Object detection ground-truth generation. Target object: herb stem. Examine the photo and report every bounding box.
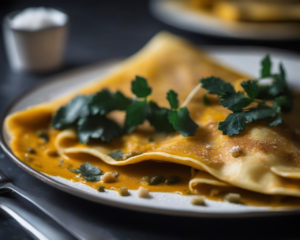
[181,83,202,108]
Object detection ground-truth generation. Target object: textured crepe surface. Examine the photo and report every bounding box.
[5,32,300,197]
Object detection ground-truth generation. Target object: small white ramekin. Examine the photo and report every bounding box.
[3,9,68,72]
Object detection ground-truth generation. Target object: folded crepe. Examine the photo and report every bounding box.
[6,32,300,198]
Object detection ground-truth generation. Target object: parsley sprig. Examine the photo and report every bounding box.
[201,55,293,136]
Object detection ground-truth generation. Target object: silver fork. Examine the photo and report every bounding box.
[0,168,110,240]
[0,196,74,240]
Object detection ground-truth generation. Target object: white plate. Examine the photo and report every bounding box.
[2,47,300,218]
[150,0,300,40]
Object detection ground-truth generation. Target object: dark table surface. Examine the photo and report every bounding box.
[1,1,300,240]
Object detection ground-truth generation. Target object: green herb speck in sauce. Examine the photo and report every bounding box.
[36,130,49,142]
[26,147,36,154]
[149,175,165,185]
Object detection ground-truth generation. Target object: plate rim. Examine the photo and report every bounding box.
[1,57,300,218]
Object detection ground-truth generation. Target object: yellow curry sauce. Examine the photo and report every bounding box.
[11,124,300,208]
[11,127,192,194]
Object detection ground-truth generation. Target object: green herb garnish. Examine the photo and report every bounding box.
[124,100,148,133]
[166,90,179,109]
[165,175,181,185]
[201,55,292,136]
[131,76,152,98]
[52,77,176,143]
[147,101,175,133]
[201,76,235,95]
[77,115,122,144]
[88,89,131,115]
[52,55,293,142]
[261,54,272,78]
[68,162,103,182]
[36,130,49,142]
[52,96,89,130]
[108,150,123,160]
[258,55,292,100]
[124,76,175,133]
[167,90,198,137]
[218,105,277,136]
[27,147,36,154]
[52,89,126,144]
[201,78,279,136]
[124,77,151,133]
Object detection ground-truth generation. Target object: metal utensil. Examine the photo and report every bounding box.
[0,168,111,240]
[0,196,75,240]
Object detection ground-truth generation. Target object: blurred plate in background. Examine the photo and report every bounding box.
[150,0,300,40]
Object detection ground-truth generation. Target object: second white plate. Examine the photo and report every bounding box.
[150,0,300,40]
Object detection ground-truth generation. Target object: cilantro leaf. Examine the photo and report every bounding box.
[68,168,80,173]
[203,79,258,112]
[68,162,103,182]
[124,100,148,133]
[201,77,235,95]
[166,90,179,110]
[168,107,198,137]
[279,63,286,80]
[244,105,277,123]
[220,91,252,112]
[89,89,131,115]
[218,112,246,136]
[267,113,282,127]
[147,101,175,133]
[272,96,288,113]
[266,96,292,126]
[256,85,274,101]
[241,80,259,101]
[277,95,293,112]
[259,57,290,99]
[108,151,123,160]
[204,56,293,136]
[131,76,152,98]
[79,162,103,181]
[261,55,272,78]
[52,96,89,129]
[219,105,277,136]
[77,114,122,144]
[267,115,282,126]
[268,75,288,97]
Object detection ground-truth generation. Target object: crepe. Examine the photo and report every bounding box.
[5,32,300,199]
